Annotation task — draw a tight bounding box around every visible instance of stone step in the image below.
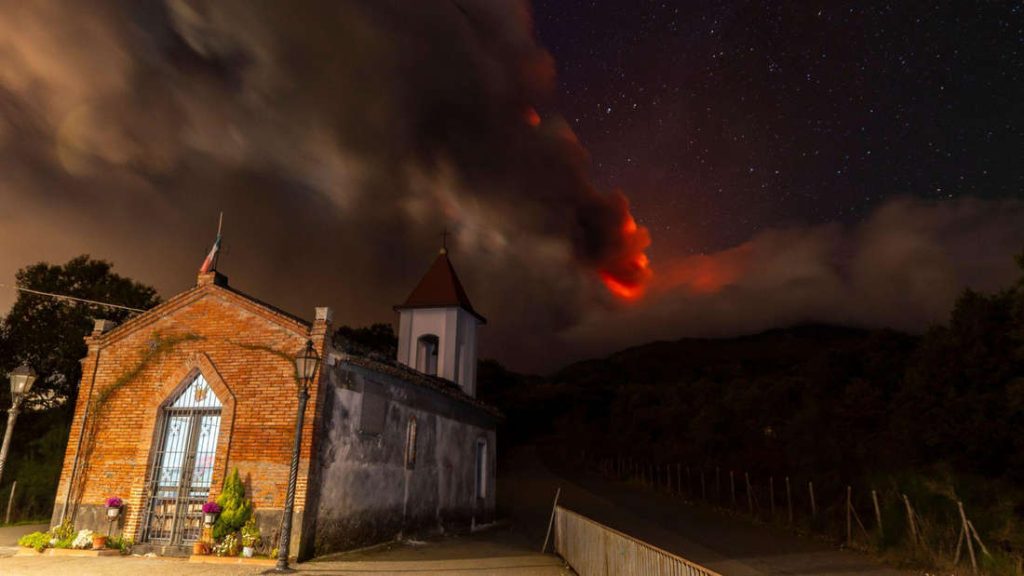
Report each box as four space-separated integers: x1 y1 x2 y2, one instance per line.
132 543 191 557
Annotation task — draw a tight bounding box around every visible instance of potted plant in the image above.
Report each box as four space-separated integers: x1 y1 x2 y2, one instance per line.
92 533 108 549
202 501 222 526
240 517 260 558
192 540 211 556
105 496 123 521
213 532 239 557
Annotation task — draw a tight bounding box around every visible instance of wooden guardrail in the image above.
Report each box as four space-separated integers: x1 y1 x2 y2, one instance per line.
554 505 721 576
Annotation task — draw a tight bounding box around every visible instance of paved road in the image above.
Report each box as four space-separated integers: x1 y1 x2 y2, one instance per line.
0 554 569 576
0 523 48 556
498 447 913 576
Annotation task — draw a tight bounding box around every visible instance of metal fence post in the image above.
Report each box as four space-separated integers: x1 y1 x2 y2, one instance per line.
871 489 883 539
809 481 817 519
786 476 793 523
4 480 16 524
542 488 561 553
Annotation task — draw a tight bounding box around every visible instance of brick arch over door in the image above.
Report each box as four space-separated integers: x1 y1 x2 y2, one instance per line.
125 353 236 541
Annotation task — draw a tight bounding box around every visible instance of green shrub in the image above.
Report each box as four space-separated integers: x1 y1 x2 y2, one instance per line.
241 515 261 547
213 468 252 540
49 519 75 549
107 535 134 555
18 531 51 552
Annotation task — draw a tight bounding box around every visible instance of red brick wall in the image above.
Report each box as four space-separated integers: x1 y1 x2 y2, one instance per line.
53 275 330 544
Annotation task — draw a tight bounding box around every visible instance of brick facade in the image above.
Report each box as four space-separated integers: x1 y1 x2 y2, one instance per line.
52 271 330 553
52 268 499 559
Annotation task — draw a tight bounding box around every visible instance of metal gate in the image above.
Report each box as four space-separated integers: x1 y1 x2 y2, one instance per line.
142 373 222 544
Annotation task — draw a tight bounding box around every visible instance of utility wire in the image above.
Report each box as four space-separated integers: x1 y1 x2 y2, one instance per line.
0 283 148 313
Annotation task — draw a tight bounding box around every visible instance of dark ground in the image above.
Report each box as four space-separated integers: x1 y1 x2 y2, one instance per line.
499 445 914 576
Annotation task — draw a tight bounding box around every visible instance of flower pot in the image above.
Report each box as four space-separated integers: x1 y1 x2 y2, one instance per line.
106 506 121 520
203 512 218 526
192 541 210 556
241 546 254 558
92 535 108 550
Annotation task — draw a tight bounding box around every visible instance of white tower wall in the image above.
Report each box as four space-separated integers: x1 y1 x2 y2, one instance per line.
397 307 480 396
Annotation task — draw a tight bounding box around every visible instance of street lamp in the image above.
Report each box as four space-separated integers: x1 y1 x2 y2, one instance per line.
0 364 37 487
276 341 320 571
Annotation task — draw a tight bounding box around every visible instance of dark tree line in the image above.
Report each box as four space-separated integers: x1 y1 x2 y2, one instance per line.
484 253 1024 481
0 256 160 521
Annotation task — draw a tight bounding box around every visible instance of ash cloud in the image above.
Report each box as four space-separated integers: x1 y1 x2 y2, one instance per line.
0 2 1021 372
564 197 1024 361
0 0 645 369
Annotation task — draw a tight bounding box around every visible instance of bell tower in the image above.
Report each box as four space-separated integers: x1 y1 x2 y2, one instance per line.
395 244 486 397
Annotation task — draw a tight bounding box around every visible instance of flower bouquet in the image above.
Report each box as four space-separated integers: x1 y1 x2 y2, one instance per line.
105 496 123 521
202 501 222 526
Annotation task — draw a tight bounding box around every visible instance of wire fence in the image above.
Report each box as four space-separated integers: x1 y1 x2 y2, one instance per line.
590 457 1021 576
554 505 721 576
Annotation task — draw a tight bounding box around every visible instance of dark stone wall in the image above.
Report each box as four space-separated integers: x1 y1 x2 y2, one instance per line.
308 361 497 556
50 503 126 535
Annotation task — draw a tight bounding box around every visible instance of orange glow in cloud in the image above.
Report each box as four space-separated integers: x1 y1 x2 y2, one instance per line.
523 107 541 127
655 243 751 295
600 271 645 300
599 196 653 301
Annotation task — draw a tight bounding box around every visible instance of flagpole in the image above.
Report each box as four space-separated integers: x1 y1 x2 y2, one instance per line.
213 211 223 271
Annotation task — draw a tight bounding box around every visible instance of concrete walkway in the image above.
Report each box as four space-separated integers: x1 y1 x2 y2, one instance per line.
0 526 570 576
0 550 568 576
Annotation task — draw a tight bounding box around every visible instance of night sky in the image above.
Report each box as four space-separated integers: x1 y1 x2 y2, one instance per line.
1 1 1023 370
533 2 1023 259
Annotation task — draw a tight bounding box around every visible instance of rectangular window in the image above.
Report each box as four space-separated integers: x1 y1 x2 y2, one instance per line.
475 439 487 499
359 392 387 435
405 417 418 469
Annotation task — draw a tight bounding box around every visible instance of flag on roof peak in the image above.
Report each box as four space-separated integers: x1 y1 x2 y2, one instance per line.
199 213 223 274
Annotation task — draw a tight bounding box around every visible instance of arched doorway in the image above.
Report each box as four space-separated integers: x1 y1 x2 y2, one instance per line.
141 373 222 544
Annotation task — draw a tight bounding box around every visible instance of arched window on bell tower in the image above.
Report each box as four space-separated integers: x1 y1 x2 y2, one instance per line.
416 334 439 376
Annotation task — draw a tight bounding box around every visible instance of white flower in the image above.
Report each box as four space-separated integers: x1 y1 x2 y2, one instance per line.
72 529 94 549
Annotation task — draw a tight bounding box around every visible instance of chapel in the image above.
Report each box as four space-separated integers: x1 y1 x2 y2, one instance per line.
50 245 499 559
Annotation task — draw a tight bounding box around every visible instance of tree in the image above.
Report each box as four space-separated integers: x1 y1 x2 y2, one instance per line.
0 256 159 522
332 323 397 359
0 255 160 410
213 468 252 540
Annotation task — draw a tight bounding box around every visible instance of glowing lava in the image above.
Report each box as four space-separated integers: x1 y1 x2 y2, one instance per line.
523 106 541 127
599 199 653 302
601 271 645 300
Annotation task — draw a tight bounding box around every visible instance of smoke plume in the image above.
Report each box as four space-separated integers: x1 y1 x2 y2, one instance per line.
564 197 1024 361
0 0 649 368
0 2 1021 371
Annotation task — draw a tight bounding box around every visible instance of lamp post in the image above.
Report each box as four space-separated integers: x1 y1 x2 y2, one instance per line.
0 364 37 487
276 341 320 571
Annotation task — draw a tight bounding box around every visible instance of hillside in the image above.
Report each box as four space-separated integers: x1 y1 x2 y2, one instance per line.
486 282 1024 483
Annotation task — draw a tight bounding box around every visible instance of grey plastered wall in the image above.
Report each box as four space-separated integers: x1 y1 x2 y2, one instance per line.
306 360 497 556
